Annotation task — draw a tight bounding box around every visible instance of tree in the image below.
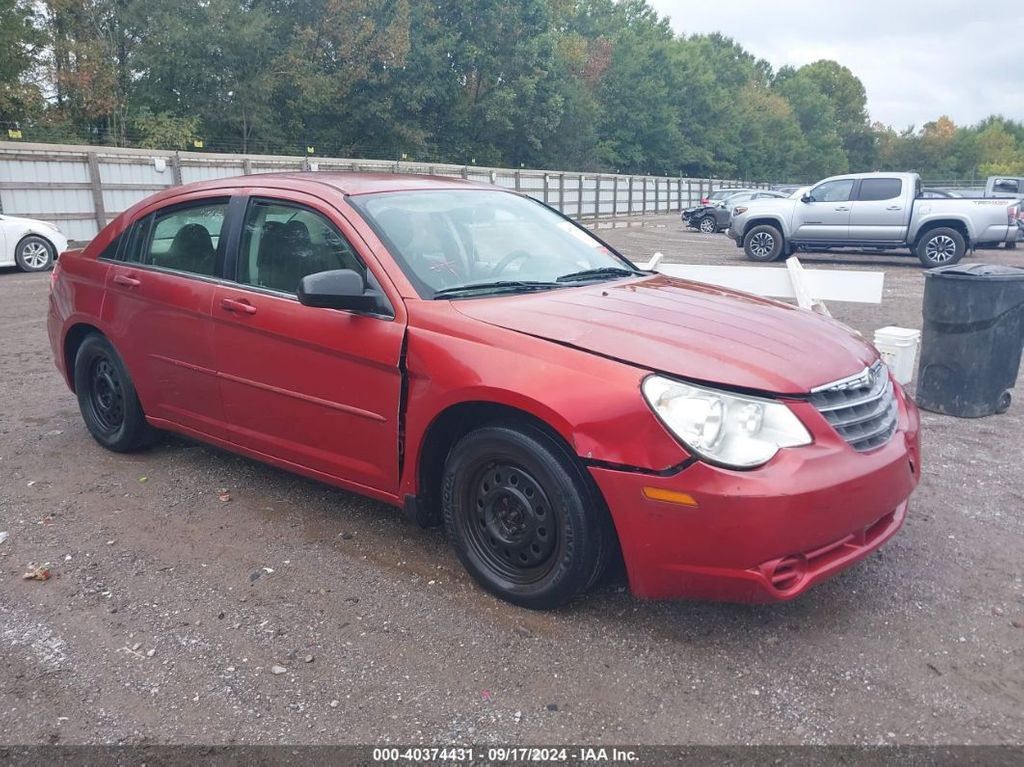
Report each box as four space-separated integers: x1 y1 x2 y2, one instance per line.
794 60 874 170
0 0 43 124
774 66 848 179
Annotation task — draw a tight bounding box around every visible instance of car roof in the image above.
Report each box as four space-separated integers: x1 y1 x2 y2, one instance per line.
149 171 492 204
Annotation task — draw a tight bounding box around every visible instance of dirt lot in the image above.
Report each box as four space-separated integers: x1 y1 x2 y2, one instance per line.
1 217 1022 746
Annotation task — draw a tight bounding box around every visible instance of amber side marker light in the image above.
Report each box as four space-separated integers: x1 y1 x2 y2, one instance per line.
641 487 698 507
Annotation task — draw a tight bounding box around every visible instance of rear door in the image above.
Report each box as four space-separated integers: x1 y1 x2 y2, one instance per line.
212 192 405 496
849 177 908 242
101 196 235 437
792 178 855 241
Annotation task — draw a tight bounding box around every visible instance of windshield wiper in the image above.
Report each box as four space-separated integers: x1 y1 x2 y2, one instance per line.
432 280 563 299
555 266 642 283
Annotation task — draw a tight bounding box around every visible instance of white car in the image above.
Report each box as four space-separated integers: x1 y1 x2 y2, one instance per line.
0 214 69 272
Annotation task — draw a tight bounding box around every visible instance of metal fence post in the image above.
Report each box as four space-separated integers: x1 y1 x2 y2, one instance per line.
577 175 584 220
559 173 566 215
242 157 253 176
612 176 619 216
170 152 184 186
514 169 521 191
86 151 107 231
655 179 660 213
628 177 634 215
687 179 692 207
595 174 602 217
642 178 648 214
461 165 469 179
543 174 550 205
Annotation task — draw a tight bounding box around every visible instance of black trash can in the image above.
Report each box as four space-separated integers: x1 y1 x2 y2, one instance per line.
915 263 1024 417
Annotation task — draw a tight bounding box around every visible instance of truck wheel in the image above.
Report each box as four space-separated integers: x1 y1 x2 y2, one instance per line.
744 224 784 262
698 215 718 234
917 227 965 268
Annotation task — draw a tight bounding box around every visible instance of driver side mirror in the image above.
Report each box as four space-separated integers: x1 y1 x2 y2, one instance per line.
801 194 813 203
297 269 386 314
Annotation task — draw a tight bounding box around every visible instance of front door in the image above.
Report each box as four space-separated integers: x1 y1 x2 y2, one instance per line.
849 177 908 242
792 178 855 241
101 197 230 437
212 194 404 496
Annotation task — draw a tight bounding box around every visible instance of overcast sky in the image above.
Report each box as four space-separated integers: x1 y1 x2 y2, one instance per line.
647 0 1024 130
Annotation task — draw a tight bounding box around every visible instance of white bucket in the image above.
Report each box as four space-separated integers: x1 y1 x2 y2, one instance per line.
873 326 921 385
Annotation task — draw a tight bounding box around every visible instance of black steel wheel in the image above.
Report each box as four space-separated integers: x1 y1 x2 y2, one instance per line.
73 334 156 452
442 424 613 609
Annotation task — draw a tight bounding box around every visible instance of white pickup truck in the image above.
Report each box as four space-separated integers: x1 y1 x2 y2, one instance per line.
728 172 1021 268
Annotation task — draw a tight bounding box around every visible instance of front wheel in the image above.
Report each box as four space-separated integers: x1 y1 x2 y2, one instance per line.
442 425 612 609
73 334 156 452
917 227 965 268
15 235 55 272
743 224 784 262
698 215 718 234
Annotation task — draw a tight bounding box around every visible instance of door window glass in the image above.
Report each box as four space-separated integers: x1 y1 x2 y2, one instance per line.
858 178 903 201
134 201 227 276
238 200 365 294
808 180 855 203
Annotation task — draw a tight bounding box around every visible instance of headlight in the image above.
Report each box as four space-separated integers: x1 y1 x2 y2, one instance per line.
733 206 748 215
642 376 812 468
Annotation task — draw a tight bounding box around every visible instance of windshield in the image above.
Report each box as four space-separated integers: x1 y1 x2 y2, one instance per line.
352 190 638 298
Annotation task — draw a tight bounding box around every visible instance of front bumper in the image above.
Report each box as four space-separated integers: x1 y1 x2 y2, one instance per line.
589 387 921 602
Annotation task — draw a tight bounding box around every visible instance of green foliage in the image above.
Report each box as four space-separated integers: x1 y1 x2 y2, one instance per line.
0 0 44 123
5 0 1020 183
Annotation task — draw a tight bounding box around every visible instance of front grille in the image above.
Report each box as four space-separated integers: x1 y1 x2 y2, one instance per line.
809 361 898 452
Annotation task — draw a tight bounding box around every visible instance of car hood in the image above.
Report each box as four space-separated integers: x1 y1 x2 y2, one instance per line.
451 275 877 394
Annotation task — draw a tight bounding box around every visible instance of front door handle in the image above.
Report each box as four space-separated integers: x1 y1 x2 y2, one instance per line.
886 205 902 211
220 297 257 315
834 206 850 212
113 274 141 288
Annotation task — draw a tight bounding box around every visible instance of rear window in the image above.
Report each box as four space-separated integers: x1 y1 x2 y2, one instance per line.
993 178 1020 194
858 178 903 201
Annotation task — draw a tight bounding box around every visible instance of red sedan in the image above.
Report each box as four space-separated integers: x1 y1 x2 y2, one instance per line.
48 173 921 608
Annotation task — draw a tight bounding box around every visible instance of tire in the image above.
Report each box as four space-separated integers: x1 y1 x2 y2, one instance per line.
73 334 156 452
442 424 612 609
916 227 965 268
743 224 784 262
698 215 718 234
15 235 55 272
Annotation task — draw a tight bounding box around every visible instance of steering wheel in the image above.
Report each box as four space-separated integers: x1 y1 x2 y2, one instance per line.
490 249 533 277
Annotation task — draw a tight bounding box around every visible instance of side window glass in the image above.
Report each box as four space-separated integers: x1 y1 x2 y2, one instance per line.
135 201 227 276
809 180 855 203
238 200 366 294
858 178 902 201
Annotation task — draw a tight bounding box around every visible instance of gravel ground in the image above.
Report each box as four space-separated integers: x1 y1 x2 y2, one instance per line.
0 216 1022 746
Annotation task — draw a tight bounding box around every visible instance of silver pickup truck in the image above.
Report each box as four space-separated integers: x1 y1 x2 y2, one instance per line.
728 172 1021 267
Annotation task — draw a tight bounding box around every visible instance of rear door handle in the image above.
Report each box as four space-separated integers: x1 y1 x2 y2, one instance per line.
834 206 850 212
886 205 902 211
113 274 141 288
220 297 257 315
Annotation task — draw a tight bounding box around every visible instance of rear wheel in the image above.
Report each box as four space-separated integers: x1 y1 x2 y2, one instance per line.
15 235 54 272
442 425 612 609
73 334 156 452
698 215 718 234
917 227 965 268
743 224 784 262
